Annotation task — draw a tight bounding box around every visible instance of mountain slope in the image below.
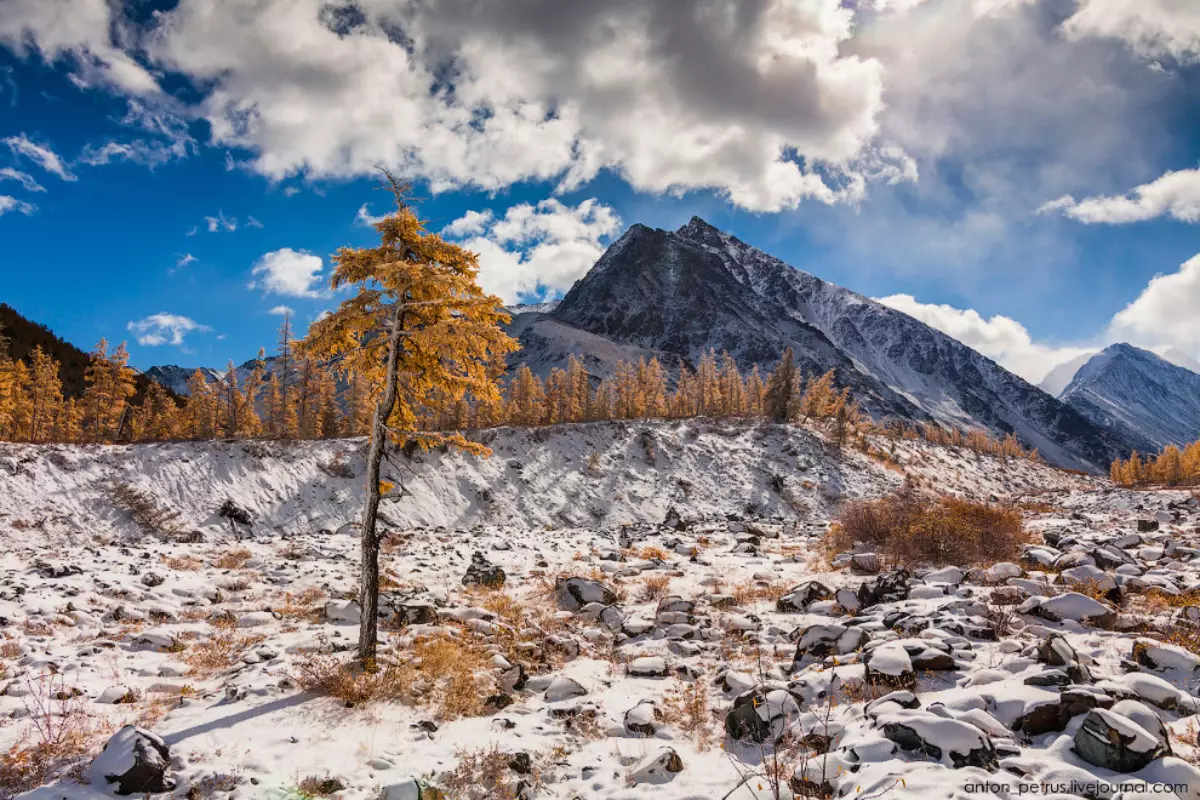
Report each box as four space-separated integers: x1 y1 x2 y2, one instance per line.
1061 343 1200 452
0 303 173 403
512 218 1129 471
1039 351 1096 398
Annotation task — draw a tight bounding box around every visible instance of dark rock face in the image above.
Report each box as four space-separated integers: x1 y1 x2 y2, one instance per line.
508 217 1131 471
1073 709 1168 772
858 570 911 608
218 499 254 526
555 577 618 611
777 581 833 613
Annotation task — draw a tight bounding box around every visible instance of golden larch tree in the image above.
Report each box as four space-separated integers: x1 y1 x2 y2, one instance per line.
300 176 517 662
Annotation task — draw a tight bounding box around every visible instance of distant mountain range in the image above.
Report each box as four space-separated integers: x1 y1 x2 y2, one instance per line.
121 218 1196 471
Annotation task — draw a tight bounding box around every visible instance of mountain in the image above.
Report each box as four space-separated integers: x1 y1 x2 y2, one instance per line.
1039 351 1096 398
0 303 174 403
508 217 1130 472
1060 343 1200 452
142 365 225 395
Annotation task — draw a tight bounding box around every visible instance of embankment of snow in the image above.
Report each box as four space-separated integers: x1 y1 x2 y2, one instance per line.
0 419 1090 545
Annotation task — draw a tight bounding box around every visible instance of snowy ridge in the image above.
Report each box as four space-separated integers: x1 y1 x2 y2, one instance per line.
1061 343 1200 452
0 420 1086 547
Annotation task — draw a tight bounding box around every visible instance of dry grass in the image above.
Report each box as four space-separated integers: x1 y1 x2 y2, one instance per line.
212 548 253 570
660 680 714 749
274 587 328 622
729 579 790 606
164 554 204 571
0 674 100 799
183 630 266 676
295 775 346 797
829 492 1027 568
293 634 492 719
440 745 549 800
637 575 672 603
637 546 670 561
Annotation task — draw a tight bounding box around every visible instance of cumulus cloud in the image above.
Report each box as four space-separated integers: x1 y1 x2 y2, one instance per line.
0 0 159 94
877 294 1092 383
1107 254 1200 357
445 198 621 303
0 196 37 216
126 312 211 347
127 0 901 212
269 305 294 316
1063 0 1200 64
1040 168 1200 224
0 167 45 193
3 134 75 181
249 248 326 298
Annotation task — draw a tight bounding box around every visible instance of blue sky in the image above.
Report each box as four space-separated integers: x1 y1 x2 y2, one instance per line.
1 0 1199 383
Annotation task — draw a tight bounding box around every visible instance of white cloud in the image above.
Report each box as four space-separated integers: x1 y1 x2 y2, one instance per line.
172 253 197 272
446 198 621 303
126 312 211 347
1107 254 1200 357
127 0 900 213
1063 0 1200 64
0 195 37 216
268 305 294 316
3 134 75 181
877 293 1092 383
205 211 238 233
77 139 185 169
249 248 326 298
1041 168 1200 224
0 0 159 94
0 167 45 192
354 203 390 227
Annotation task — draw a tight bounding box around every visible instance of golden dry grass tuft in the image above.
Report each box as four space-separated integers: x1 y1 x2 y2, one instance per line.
829 492 1028 568
293 634 492 720
212 548 253 570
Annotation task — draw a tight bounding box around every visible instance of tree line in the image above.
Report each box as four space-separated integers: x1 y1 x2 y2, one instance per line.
0 313 869 447
1110 439 1200 487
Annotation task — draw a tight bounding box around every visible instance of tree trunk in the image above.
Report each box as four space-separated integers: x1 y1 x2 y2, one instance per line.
357 304 406 663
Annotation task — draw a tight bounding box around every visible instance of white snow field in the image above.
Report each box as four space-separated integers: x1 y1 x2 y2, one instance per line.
1 420 1198 800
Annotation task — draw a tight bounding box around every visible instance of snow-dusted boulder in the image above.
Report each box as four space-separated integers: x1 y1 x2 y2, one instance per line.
1073 709 1167 773
85 726 174 795
555 577 617 611
628 747 684 784
877 709 998 769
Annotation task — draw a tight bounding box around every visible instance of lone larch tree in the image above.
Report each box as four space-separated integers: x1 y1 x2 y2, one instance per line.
302 175 517 662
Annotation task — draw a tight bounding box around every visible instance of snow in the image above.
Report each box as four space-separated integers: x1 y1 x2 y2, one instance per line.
3 426 1200 799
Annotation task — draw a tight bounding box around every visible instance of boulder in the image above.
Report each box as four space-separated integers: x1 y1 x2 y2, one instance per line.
462 552 506 588
857 570 910 607
555 577 618 611
1028 593 1117 629
877 710 998 769
85 726 175 795
624 700 662 736
1036 633 1092 683
792 624 869 659
543 676 588 703
1133 638 1200 673
1073 709 1168 773
628 747 684 784
776 581 833 613
725 686 801 744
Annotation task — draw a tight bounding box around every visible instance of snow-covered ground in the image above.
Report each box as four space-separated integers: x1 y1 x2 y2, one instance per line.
2 421 1198 800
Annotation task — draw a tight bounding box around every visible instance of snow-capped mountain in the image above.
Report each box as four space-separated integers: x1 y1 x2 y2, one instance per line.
510 217 1130 471
141 365 225 395
1060 343 1200 452
144 358 277 395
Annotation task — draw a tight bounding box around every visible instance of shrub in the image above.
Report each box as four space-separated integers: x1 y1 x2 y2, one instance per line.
213 548 253 570
829 493 1026 567
108 482 181 538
